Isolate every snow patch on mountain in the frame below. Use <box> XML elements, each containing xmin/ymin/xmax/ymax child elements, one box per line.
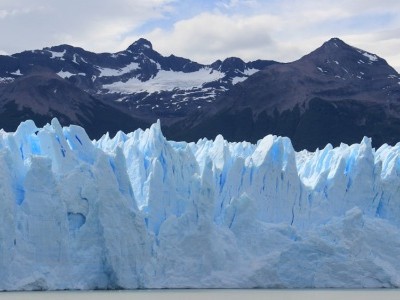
<box><xmin>362</xmin><ymin>52</ymin><xmax>378</xmax><ymax>62</ymax></box>
<box><xmin>355</xmin><ymin>49</ymin><xmax>379</xmax><ymax>63</ymax></box>
<box><xmin>97</xmin><ymin>62</ymin><xmax>140</xmax><ymax>77</ymax></box>
<box><xmin>10</xmin><ymin>69</ymin><xmax>22</xmax><ymax>76</ymax></box>
<box><xmin>0</xmin><ymin>77</ymin><xmax>14</xmax><ymax>83</ymax></box>
<box><xmin>57</xmin><ymin>70</ymin><xmax>85</xmax><ymax>79</ymax></box>
<box><xmin>48</xmin><ymin>50</ymin><xmax>66</xmax><ymax>60</ymax></box>
<box><xmin>103</xmin><ymin>68</ymin><xmax>225</xmax><ymax>94</ymax></box>
<box><xmin>231</xmin><ymin>68</ymin><xmax>259</xmax><ymax>85</ymax></box>
<box><xmin>56</xmin><ymin>70</ymin><xmax>74</xmax><ymax>78</ymax></box>
<box><xmin>72</xmin><ymin>54</ymin><xmax>79</xmax><ymax>64</ymax></box>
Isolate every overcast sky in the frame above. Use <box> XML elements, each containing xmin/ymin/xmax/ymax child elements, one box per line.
<box><xmin>1</xmin><ymin>0</ymin><xmax>400</xmax><ymax>71</ymax></box>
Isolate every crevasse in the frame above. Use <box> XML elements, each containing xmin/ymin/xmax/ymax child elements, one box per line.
<box><xmin>0</xmin><ymin>118</ymin><xmax>400</xmax><ymax>290</ymax></box>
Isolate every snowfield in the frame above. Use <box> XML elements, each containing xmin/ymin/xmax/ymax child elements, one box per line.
<box><xmin>0</xmin><ymin>119</ymin><xmax>400</xmax><ymax>290</ymax></box>
<box><xmin>103</xmin><ymin>68</ymin><xmax>225</xmax><ymax>94</ymax></box>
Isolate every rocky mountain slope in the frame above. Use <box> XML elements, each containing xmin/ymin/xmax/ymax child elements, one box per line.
<box><xmin>174</xmin><ymin>38</ymin><xmax>400</xmax><ymax>150</ymax></box>
<box><xmin>0</xmin><ymin>38</ymin><xmax>399</xmax><ymax>149</ymax></box>
<box><xmin>0</xmin><ymin>38</ymin><xmax>274</xmax><ymax>132</ymax></box>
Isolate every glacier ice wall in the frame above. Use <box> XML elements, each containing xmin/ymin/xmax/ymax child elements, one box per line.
<box><xmin>1</xmin><ymin>119</ymin><xmax>400</xmax><ymax>290</ymax></box>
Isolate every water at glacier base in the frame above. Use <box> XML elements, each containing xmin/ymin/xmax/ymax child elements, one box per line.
<box><xmin>1</xmin><ymin>289</ymin><xmax>400</xmax><ymax>300</ymax></box>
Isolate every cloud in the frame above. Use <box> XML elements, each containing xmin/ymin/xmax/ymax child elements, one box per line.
<box><xmin>216</xmin><ymin>0</ymin><xmax>259</xmax><ymax>11</ymax></box>
<box><xmin>0</xmin><ymin>0</ymin><xmax>174</xmax><ymax>53</ymax></box>
<box><xmin>342</xmin><ymin>29</ymin><xmax>400</xmax><ymax>71</ymax></box>
<box><xmin>135</xmin><ymin>0</ymin><xmax>400</xmax><ymax>71</ymax></box>
<box><xmin>0</xmin><ymin>0</ymin><xmax>400</xmax><ymax>71</ymax></box>
<box><xmin>144</xmin><ymin>12</ymin><xmax>282</xmax><ymax>63</ymax></box>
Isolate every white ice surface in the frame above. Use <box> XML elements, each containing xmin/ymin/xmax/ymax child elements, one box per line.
<box><xmin>362</xmin><ymin>52</ymin><xmax>378</xmax><ymax>62</ymax></box>
<box><xmin>231</xmin><ymin>68</ymin><xmax>259</xmax><ymax>85</ymax></box>
<box><xmin>0</xmin><ymin>77</ymin><xmax>14</xmax><ymax>83</ymax></box>
<box><xmin>57</xmin><ymin>70</ymin><xmax>86</xmax><ymax>79</ymax></box>
<box><xmin>97</xmin><ymin>62</ymin><xmax>139</xmax><ymax>77</ymax></box>
<box><xmin>48</xmin><ymin>50</ymin><xmax>66</xmax><ymax>60</ymax></box>
<box><xmin>10</xmin><ymin>69</ymin><xmax>22</xmax><ymax>76</ymax></box>
<box><xmin>57</xmin><ymin>70</ymin><xmax>74</xmax><ymax>79</ymax></box>
<box><xmin>103</xmin><ymin>68</ymin><xmax>225</xmax><ymax>94</ymax></box>
<box><xmin>0</xmin><ymin>119</ymin><xmax>400</xmax><ymax>290</ymax></box>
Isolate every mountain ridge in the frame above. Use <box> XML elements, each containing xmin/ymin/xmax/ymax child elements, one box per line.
<box><xmin>1</xmin><ymin>37</ymin><xmax>400</xmax><ymax>150</ymax></box>
<box><xmin>0</xmin><ymin>37</ymin><xmax>276</xmax><ymax>123</ymax></box>
<box><xmin>170</xmin><ymin>37</ymin><xmax>400</xmax><ymax>150</ymax></box>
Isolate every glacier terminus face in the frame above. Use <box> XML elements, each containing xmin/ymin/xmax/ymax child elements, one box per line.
<box><xmin>0</xmin><ymin>119</ymin><xmax>400</xmax><ymax>290</ymax></box>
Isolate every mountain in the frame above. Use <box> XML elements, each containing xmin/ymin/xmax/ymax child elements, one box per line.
<box><xmin>0</xmin><ymin>38</ymin><xmax>275</xmax><ymax>131</ymax></box>
<box><xmin>0</xmin><ymin>70</ymin><xmax>149</xmax><ymax>138</ymax></box>
<box><xmin>172</xmin><ymin>38</ymin><xmax>400</xmax><ymax>150</ymax></box>
<box><xmin>1</xmin><ymin>120</ymin><xmax>400</xmax><ymax>289</ymax></box>
<box><xmin>0</xmin><ymin>38</ymin><xmax>399</xmax><ymax>149</ymax></box>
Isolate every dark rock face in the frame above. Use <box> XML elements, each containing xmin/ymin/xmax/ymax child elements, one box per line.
<box><xmin>0</xmin><ymin>37</ymin><xmax>399</xmax><ymax>150</ymax></box>
<box><xmin>0</xmin><ymin>38</ymin><xmax>274</xmax><ymax>128</ymax></box>
<box><xmin>0</xmin><ymin>72</ymin><xmax>149</xmax><ymax>139</ymax></box>
<box><xmin>172</xmin><ymin>38</ymin><xmax>400</xmax><ymax>150</ymax></box>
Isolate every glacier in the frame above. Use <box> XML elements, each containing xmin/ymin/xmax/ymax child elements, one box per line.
<box><xmin>0</xmin><ymin>118</ymin><xmax>400</xmax><ymax>290</ymax></box>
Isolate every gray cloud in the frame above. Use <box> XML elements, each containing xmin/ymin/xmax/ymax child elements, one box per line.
<box><xmin>0</xmin><ymin>0</ymin><xmax>174</xmax><ymax>53</ymax></box>
<box><xmin>141</xmin><ymin>0</ymin><xmax>400</xmax><ymax>71</ymax></box>
<box><xmin>0</xmin><ymin>0</ymin><xmax>399</xmax><ymax>71</ymax></box>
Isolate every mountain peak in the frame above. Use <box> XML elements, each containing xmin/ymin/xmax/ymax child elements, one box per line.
<box><xmin>220</xmin><ymin>57</ymin><xmax>246</xmax><ymax>72</ymax></box>
<box><xmin>324</xmin><ymin>37</ymin><xmax>347</xmax><ymax>47</ymax></box>
<box><xmin>313</xmin><ymin>37</ymin><xmax>355</xmax><ymax>55</ymax></box>
<box><xmin>127</xmin><ymin>38</ymin><xmax>153</xmax><ymax>52</ymax></box>
<box><xmin>300</xmin><ymin>37</ymin><xmax>384</xmax><ymax>66</ymax></box>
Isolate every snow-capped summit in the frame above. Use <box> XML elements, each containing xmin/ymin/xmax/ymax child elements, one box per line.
<box><xmin>0</xmin><ymin>38</ymin><xmax>274</xmax><ymax>131</ymax></box>
<box><xmin>302</xmin><ymin>37</ymin><xmax>388</xmax><ymax>80</ymax></box>
<box><xmin>126</xmin><ymin>38</ymin><xmax>153</xmax><ymax>52</ymax></box>
<box><xmin>0</xmin><ymin>38</ymin><xmax>399</xmax><ymax>151</ymax></box>
<box><xmin>178</xmin><ymin>37</ymin><xmax>400</xmax><ymax>151</ymax></box>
